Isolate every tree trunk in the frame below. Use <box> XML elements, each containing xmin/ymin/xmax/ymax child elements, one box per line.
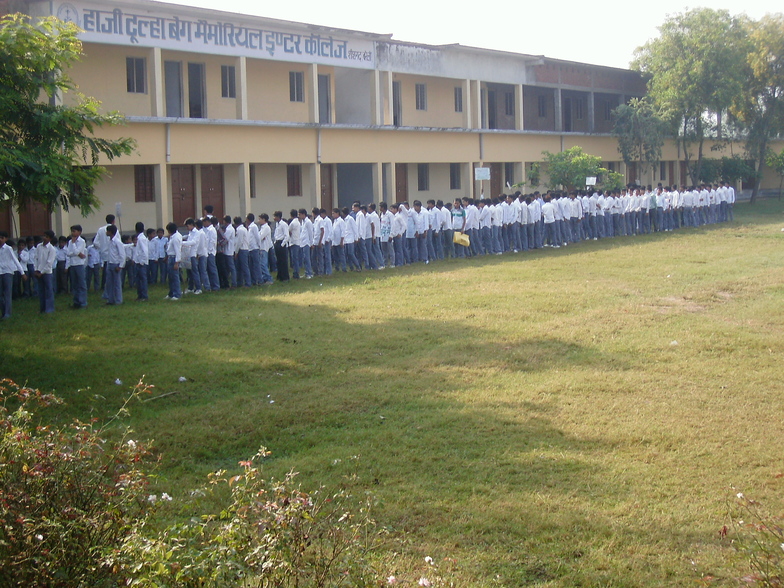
<box><xmin>750</xmin><ymin>138</ymin><xmax>767</xmax><ymax>205</ymax></box>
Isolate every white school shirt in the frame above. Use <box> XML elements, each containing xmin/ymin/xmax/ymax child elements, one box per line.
<box><xmin>94</xmin><ymin>224</ymin><xmax>111</xmax><ymax>262</ymax></box>
<box><xmin>223</xmin><ymin>223</ymin><xmax>236</xmax><ymax>255</ymax></box>
<box><xmin>65</xmin><ymin>236</ymin><xmax>87</xmax><ymax>268</ymax></box>
<box><xmin>108</xmin><ymin>234</ymin><xmax>126</xmax><ymax>268</ymax></box>
<box><xmin>439</xmin><ymin>206</ymin><xmax>451</xmax><ymax>231</ymax></box>
<box><xmin>0</xmin><ymin>243</ymin><xmax>25</xmax><ymax>275</ymax></box>
<box><xmin>368</xmin><ymin>211</ymin><xmax>381</xmax><ymax>238</ymax></box>
<box><xmin>274</xmin><ymin>219</ymin><xmax>290</xmax><ymax>245</ymax></box>
<box><xmin>87</xmin><ymin>245</ymin><xmax>101</xmax><ymax>267</ymax></box>
<box><xmin>595</xmin><ymin>194</ymin><xmax>605</xmax><ymax>216</ymax></box>
<box><xmin>35</xmin><ymin>242</ymin><xmax>57</xmax><ymax>274</ymax></box>
<box><xmin>331</xmin><ymin>217</ymin><xmax>345</xmax><ymax>244</ymax></box>
<box><xmin>259</xmin><ymin>222</ymin><xmax>273</xmax><ymax>251</ymax></box>
<box><xmin>355</xmin><ymin>211</ymin><xmax>368</xmax><ymax>240</ymax></box>
<box><xmin>235</xmin><ymin>224</ymin><xmax>250</xmax><ymax>251</ymax></box>
<box><xmin>464</xmin><ymin>205</ymin><xmax>479</xmax><ymax>231</ymax></box>
<box><xmin>204</xmin><ymin>225</ymin><xmax>218</xmax><ymax>256</ymax></box>
<box><xmin>288</xmin><ymin>218</ymin><xmax>301</xmax><ymax>245</ymax></box>
<box><xmin>19</xmin><ymin>248</ymin><xmax>29</xmax><ymax>267</ymax></box>
<box><xmin>166</xmin><ymin>232</ymin><xmax>182</xmax><ymax>263</ymax></box>
<box><xmin>541</xmin><ymin>202</ymin><xmax>556</xmax><ymax>224</ymax></box>
<box><xmin>184</xmin><ymin>227</ymin><xmax>202</xmax><ymax>258</ymax></box>
<box><xmin>380</xmin><ymin>210</ymin><xmax>392</xmax><ymax>242</ymax></box>
<box><xmin>391</xmin><ymin>212</ymin><xmax>406</xmax><ymax>238</ymax></box>
<box><xmin>322</xmin><ymin>216</ymin><xmax>333</xmax><ymax>243</ymax></box>
<box><xmin>344</xmin><ymin>215</ymin><xmax>358</xmax><ymax>244</ymax></box>
<box><xmin>298</xmin><ymin>217</ymin><xmax>314</xmax><ymax>247</ymax></box>
<box><xmin>133</xmin><ymin>232</ymin><xmax>149</xmax><ymax>265</ymax></box>
<box><xmin>247</xmin><ymin>222</ymin><xmax>261</xmax><ymax>251</ymax></box>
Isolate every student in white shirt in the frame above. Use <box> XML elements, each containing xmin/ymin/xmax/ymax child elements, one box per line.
<box><xmin>330</xmin><ymin>208</ymin><xmax>347</xmax><ymax>272</ymax></box>
<box><xmin>34</xmin><ymin>231</ymin><xmax>58</xmax><ymax>314</ymax></box>
<box><xmin>273</xmin><ymin>211</ymin><xmax>290</xmax><ymax>281</ymax></box>
<box><xmin>164</xmin><ymin>222</ymin><xmax>182</xmax><ymax>300</ymax></box>
<box><xmin>202</xmin><ymin>216</ymin><xmax>220</xmax><ymax>292</ymax></box>
<box><xmin>219</xmin><ymin>215</ymin><xmax>237</xmax><ymax>288</ymax></box>
<box><xmin>183</xmin><ymin>218</ymin><xmax>203</xmax><ymax>294</ymax></box>
<box><xmin>258</xmin><ymin>213</ymin><xmax>274</xmax><ymax>284</ymax></box>
<box><xmin>104</xmin><ymin>224</ymin><xmax>126</xmax><ymax>305</ymax></box>
<box><xmin>133</xmin><ymin>222</ymin><xmax>149</xmax><ymax>301</ymax></box>
<box><xmin>319</xmin><ymin>208</ymin><xmax>333</xmax><ymax>275</ymax></box>
<box><xmin>296</xmin><ymin>209</ymin><xmax>314</xmax><ymax>279</ymax></box>
<box><xmin>0</xmin><ymin>231</ymin><xmax>27</xmax><ymax>319</ymax></box>
<box><xmin>233</xmin><ymin>216</ymin><xmax>251</xmax><ymax>287</ymax></box>
<box><xmin>65</xmin><ymin>224</ymin><xmax>88</xmax><ymax>309</ymax></box>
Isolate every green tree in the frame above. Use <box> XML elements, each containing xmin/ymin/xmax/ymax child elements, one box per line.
<box><xmin>731</xmin><ymin>15</ymin><xmax>784</xmax><ymax>203</ymax></box>
<box><xmin>766</xmin><ymin>149</ymin><xmax>784</xmax><ymax>199</ymax></box>
<box><xmin>0</xmin><ymin>14</ymin><xmax>135</xmax><ymax>215</ymax></box>
<box><xmin>542</xmin><ymin>146</ymin><xmax>610</xmax><ymax>191</ymax></box>
<box><xmin>632</xmin><ymin>8</ymin><xmax>748</xmax><ymax>185</ymax></box>
<box><xmin>611</xmin><ymin>98</ymin><xmax>666</xmax><ymax>179</ymax></box>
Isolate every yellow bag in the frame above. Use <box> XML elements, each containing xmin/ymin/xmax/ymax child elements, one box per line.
<box><xmin>453</xmin><ymin>231</ymin><xmax>470</xmax><ymax>247</ymax></box>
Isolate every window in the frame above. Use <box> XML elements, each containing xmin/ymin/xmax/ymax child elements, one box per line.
<box><xmin>126</xmin><ymin>57</ymin><xmax>146</xmax><ymax>93</ymax></box>
<box><xmin>164</xmin><ymin>61</ymin><xmax>182</xmax><ymax>117</ymax></box>
<box><xmin>249</xmin><ymin>164</ymin><xmax>256</xmax><ymax>199</ymax></box>
<box><xmin>415</xmin><ymin>83</ymin><xmax>427</xmax><ymax>111</ymax></box>
<box><xmin>450</xmin><ymin>163</ymin><xmax>461</xmax><ymax>190</ymax></box>
<box><xmin>538</xmin><ymin>94</ymin><xmax>547</xmax><ymax>118</ymax></box>
<box><xmin>604</xmin><ymin>100</ymin><xmax>613</xmax><ymax>121</ymax></box>
<box><xmin>221</xmin><ymin>65</ymin><xmax>236</xmax><ymax>98</ymax></box>
<box><xmin>454</xmin><ymin>87</ymin><xmax>463</xmax><ymax>113</ymax></box>
<box><xmin>505</xmin><ymin>162</ymin><xmax>515</xmax><ymax>188</ymax></box>
<box><xmin>505</xmin><ymin>92</ymin><xmax>515</xmax><ymax>117</ymax></box>
<box><xmin>188</xmin><ymin>62</ymin><xmax>206</xmax><ymax>118</ymax></box>
<box><xmin>575</xmin><ymin>98</ymin><xmax>585</xmax><ymax>120</ymax></box>
<box><xmin>417</xmin><ymin>163</ymin><xmax>429</xmax><ymax>191</ymax></box>
<box><xmin>287</xmin><ymin>164</ymin><xmax>302</xmax><ymax>196</ymax></box>
<box><xmin>289</xmin><ymin>71</ymin><xmax>304</xmax><ymax>102</ymax></box>
<box><xmin>134</xmin><ymin>165</ymin><xmax>155</xmax><ymax>202</ymax></box>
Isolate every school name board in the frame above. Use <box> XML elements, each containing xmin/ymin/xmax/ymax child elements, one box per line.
<box><xmin>53</xmin><ymin>2</ymin><xmax>376</xmax><ymax>69</ymax></box>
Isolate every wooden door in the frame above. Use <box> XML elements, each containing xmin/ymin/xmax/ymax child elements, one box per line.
<box><xmin>490</xmin><ymin>162</ymin><xmax>503</xmax><ymax>198</ymax></box>
<box><xmin>18</xmin><ymin>198</ymin><xmax>51</xmax><ymax>237</ymax></box>
<box><xmin>395</xmin><ymin>163</ymin><xmax>408</xmax><ymax>203</ymax></box>
<box><xmin>200</xmin><ymin>165</ymin><xmax>225</xmax><ymax>219</ymax></box>
<box><xmin>0</xmin><ymin>201</ymin><xmax>11</xmax><ymax>235</ymax></box>
<box><xmin>320</xmin><ymin>164</ymin><xmax>333</xmax><ymax>210</ymax></box>
<box><xmin>171</xmin><ymin>165</ymin><xmax>196</xmax><ymax>223</ymax></box>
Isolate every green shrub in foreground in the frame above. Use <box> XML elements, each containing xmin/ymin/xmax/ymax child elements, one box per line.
<box><xmin>0</xmin><ymin>380</ymin><xmax>388</xmax><ymax>587</ymax></box>
<box><xmin>729</xmin><ymin>489</ymin><xmax>784</xmax><ymax>587</ymax></box>
<box><xmin>0</xmin><ymin>378</ymin><xmax>153</xmax><ymax>586</ymax></box>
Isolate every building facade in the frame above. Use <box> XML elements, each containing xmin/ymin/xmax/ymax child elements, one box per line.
<box><xmin>1</xmin><ymin>0</ymin><xmax>779</xmax><ymax>237</ymax></box>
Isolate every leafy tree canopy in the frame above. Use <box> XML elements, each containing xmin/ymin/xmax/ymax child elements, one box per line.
<box><xmin>542</xmin><ymin>146</ymin><xmax>618</xmax><ymax>191</ymax></box>
<box><xmin>612</xmin><ymin>98</ymin><xmax>666</xmax><ymax>176</ymax></box>
<box><xmin>0</xmin><ymin>14</ymin><xmax>135</xmax><ymax>214</ymax></box>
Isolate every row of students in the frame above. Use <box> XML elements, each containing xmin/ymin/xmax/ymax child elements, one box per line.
<box><xmin>0</xmin><ymin>182</ymin><xmax>735</xmax><ymax>316</ymax></box>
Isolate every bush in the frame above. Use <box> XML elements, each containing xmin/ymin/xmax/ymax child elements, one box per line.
<box><xmin>0</xmin><ymin>378</ymin><xmax>154</xmax><ymax>587</ymax></box>
<box><xmin>121</xmin><ymin>448</ymin><xmax>386</xmax><ymax>587</ymax></box>
<box><xmin>0</xmin><ymin>379</ymin><xmax>388</xmax><ymax>587</ymax></box>
<box><xmin>728</xmin><ymin>489</ymin><xmax>784</xmax><ymax>586</ymax></box>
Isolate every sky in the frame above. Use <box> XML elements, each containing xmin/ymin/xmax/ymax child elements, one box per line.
<box><xmin>162</xmin><ymin>0</ymin><xmax>781</xmax><ymax>70</ymax></box>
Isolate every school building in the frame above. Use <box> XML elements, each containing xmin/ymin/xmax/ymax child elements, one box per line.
<box><xmin>2</xmin><ymin>0</ymin><xmax>781</xmax><ymax>237</ymax></box>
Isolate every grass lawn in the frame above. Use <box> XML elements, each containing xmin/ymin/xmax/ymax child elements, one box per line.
<box><xmin>2</xmin><ymin>200</ymin><xmax>784</xmax><ymax>586</ymax></box>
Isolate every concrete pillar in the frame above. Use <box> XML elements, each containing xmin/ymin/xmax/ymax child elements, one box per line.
<box><xmin>54</xmin><ymin>207</ymin><xmax>69</xmax><ymax>237</ymax></box>
<box><xmin>371</xmin><ymin>70</ymin><xmax>382</xmax><ymax>126</ymax></box>
<box><xmin>150</xmin><ymin>47</ymin><xmax>164</xmax><ymax>117</ymax></box>
<box><xmin>236</xmin><ymin>56</ymin><xmax>248</xmax><ymax>120</ymax></box>
<box><xmin>155</xmin><ymin>163</ymin><xmax>171</xmax><ymax>226</ymax></box>
<box><xmin>238</xmin><ymin>162</ymin><xmax>251</xmax><ymax>217</ymax></box>
<box><xmin>555</xmin><ymin>88</ymin><xmax>563</xmax><ymax>133</ymax></box>
<box><xmin>515</xmin><ymin>84</ymin><xmax>524</xmax><ymax>131</ymax></box>
<box><xmin>371</xmin><ymin>162</ymin><xmax>384</xmax><ymax>202</ymax></box>
<box><xmin>462</xmin><ymin>79</ymin><xmax>471</xmax><ymax>129</ymax></box>
<box><xmin>471</xmin><ymin>80</ymin><xmax>482</xmax><ymax>129</ymax></box>
<box><xmin>193</xmin><ymin>164</ymin><xmax>203</xmax><ymax>217</ymax></box>
<box><xmin>309</xmin><ymin>163</ymin><xmax>320</xmax><ymax>210</ymax></box>
<box><xmin>307</xmin><ymin>63</ymin><xmax>319</xmax><ymax>124</ymax></box>
<box><xmin>588</xmin><ymin>91</ymin><xmax>595</xmax><ymax>133</ymax></box>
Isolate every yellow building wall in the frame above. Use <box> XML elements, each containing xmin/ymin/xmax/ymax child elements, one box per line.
<box><xmin>253</xmin><ymin>164</ymin><xmax>316</xmax><ymax>213</ymax></box>
<box><xmin>393</xmin><ymin>74</ymin><xmax>465</xmax><ymax>129</ymax></box>
<box><xmin>246</xmin><ymin>59</ymin><xmax>311</xmax><ymax>123</ymax></box>
<box><xmin>68</xmin><ymin>43</ymin><xmax>153</xmax><ymax>117</ymax></box>
<box><xmin>200</xmin><ymin>54</ymin><xmax>241</xmax><ymax>120</ymax></box>
<box><xmin>68</xmin><ymin>166</ymin><xmax>159</xmax><ymax>235</ymax></box>
<box><xmin>410</xmin><ymin>163</ymin><xmax>460</xmax><ymax>202</ymax></box>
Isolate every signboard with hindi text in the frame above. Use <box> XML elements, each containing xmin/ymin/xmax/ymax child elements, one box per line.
<box><xmin>51</xmin><ymin>1</ymin><xmax>376</xmax><ymax>69</ymax></box>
